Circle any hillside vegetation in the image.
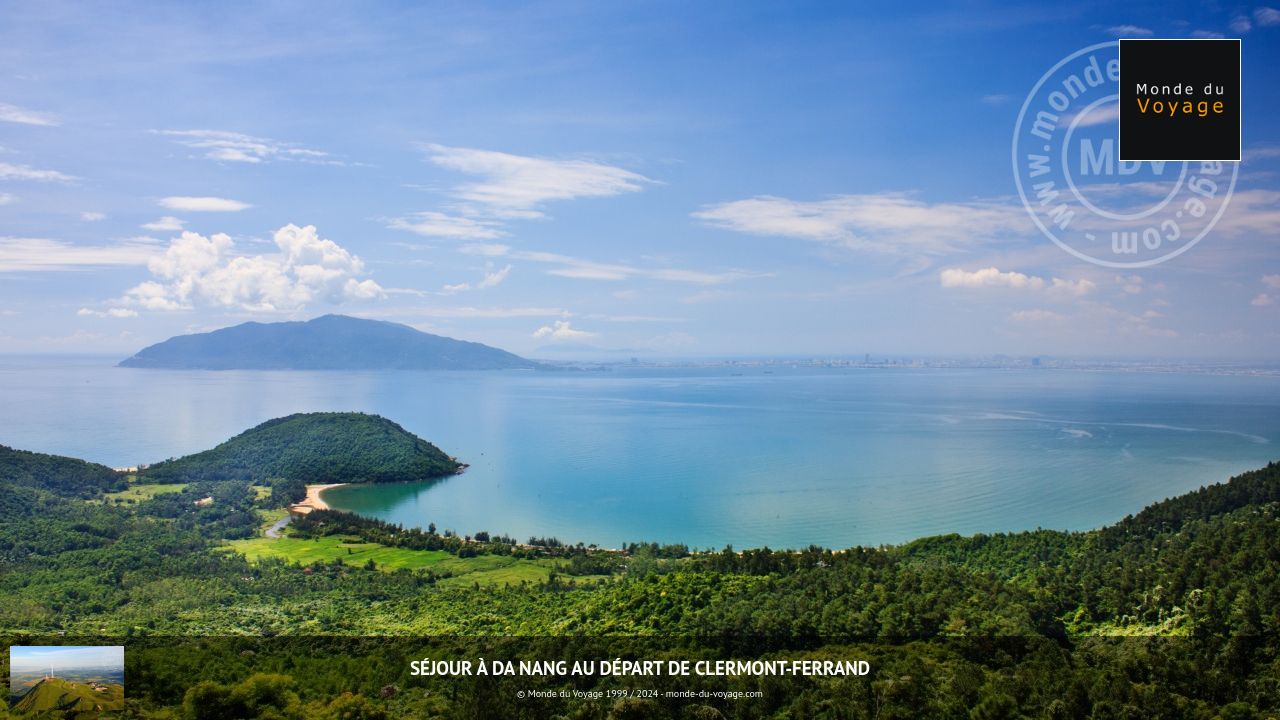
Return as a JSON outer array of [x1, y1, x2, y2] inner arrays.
[[10, 677, 124, 718], [138, 413, 462, 498]]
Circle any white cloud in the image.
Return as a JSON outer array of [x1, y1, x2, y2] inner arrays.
[[77, 307, 138, 318], [1263, 274, 1280, 289], [0, 193, 15, 205], [415, 306, 562, 319], [142, 216, 186, 231], [477, 264, 511, 289], [1105, 24, 1154, 36], [386, 211, 505, 239], [1190, 30, 1225, 38], [1065, 101, 1119, 128], [158, 196, 251, 212], [532, 319, 595, 340], [1010, 309, 1066, 323], [1244, 144, 1280, 161], [115, 224, 383, 312], [1230, 15, 1252, 33], [0, 162, 75, 182], [1251, 293, 1274, 307], [440, 264, 513, 294], [418, 143, 653, 219], [459, 243, 511, 257], [156, 129, 336, 164], [694, 192, 1023, 254], [940, 267, 1095, 295], [1254, 7, 1280, 26], [0, 237, 160, 271], [80, 212, 106, 222], [981, 94, 1010, 106], [512, 250, 765, 285], [0, 103, 59, 126]]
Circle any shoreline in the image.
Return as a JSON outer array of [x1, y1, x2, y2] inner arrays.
[[288, 483, 348, 515]]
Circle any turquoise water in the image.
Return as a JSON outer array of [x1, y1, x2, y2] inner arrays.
[[1, 355, 1277, 549]]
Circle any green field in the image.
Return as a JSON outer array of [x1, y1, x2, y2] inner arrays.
[[99, 481, 187, 504], [224, 534, 574, 586]]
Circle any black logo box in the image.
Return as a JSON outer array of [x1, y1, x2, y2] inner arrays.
[[1119, 38, 1241, 162]]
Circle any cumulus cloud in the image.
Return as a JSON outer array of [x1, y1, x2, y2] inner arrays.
[[940, 267, 1095, 295], [158, 196, 251, 212], [0, 237, 160, 271], [115, 224, 383, 312], [156, 129, 337, 164], [1251, 293, 1274, 307], [0, 103, 59, 126], [142, 216, 186, 232], [0, 162, 75, 182], [533, 320, 595, 340], [694, 192, 1024, 255]]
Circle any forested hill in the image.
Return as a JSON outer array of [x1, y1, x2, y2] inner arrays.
[[139, 412, 462, 486], [0, 444, 123, 498], [117, 314, 543, 370]]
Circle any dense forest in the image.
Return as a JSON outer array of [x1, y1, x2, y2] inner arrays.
[[138, 412, 462, 499], [0, 420, 1277, 719]]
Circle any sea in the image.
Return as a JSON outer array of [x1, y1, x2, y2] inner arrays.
[[1, 354, 1277, 550]]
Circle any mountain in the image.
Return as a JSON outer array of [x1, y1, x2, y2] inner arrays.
[[139, 412, 462, 485], [11, 677, 124, 718], [118, 314, 542, 370]]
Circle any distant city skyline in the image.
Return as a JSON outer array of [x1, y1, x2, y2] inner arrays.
[[1, 1, 1278, 359]]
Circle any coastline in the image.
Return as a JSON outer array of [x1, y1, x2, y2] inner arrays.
[[288, 483, 348, 515]]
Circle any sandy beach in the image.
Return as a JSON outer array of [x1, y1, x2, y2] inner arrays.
[[288, 483, 347, 515]]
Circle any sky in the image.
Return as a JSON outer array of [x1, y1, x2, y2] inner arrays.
[[10, 645, 123, 673], [0, 1, 1277, 360]]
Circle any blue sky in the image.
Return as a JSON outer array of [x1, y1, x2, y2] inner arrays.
[[10, 645, 123, 673], [1, 1, 1278, 359]]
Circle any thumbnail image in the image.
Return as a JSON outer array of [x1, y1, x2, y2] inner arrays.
[[8, 647, 124, 719]]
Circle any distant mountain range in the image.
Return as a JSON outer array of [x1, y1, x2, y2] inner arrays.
[[118, 314, 542, 370]]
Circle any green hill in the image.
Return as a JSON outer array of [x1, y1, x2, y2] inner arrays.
[[11, 677, 123, 718], [138, 412, 462, 486], [0, 445, 123, 499]]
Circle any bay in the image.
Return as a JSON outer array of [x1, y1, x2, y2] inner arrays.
[[1, 354, 1276, 549]]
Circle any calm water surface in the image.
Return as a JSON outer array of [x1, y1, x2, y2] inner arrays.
[[1, 355, 1277, 549]]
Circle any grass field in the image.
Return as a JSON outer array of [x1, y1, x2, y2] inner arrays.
[[223, 534, 576, 586], [99, 482, 187, 504]]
